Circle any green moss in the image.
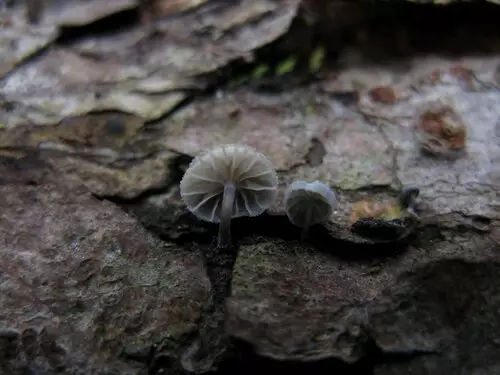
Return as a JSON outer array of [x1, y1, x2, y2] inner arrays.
[[379, 204, 404, 220], [308, 45, 325, 74], [251, 64, 270, 79], [275, 55, 297, 76]]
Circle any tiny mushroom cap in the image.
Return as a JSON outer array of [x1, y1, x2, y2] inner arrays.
[[399, 185, 421, 219], [399, 186, 420, 209], [180, 144, 279, 247], [284, 180, 337, 239]]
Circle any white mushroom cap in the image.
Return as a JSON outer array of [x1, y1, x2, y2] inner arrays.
[[180, 144, 279, 223], [284, 180, 337, 227]]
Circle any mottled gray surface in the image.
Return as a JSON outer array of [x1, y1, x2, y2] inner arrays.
[[0, 180, 211, 374], [0, 0, 299, 126], [227, 233, 500, 371]]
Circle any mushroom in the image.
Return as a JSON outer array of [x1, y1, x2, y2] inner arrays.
[[399, 185, 420, 210], [284, 180, 337, 240], [180, 144, 279, 248]]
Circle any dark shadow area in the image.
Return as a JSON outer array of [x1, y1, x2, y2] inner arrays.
[[208, 337, 378, 375], [154, 211, 413, 261], [356, 1, 500, 57], [123, 199, 413, 261], [0, 154, 48, 186], [212, 0, 500, 91], [236, 214, 412, 259], [56, 8, 140, 45], [311, 0, 500, 62]]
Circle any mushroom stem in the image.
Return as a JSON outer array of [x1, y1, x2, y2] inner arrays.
[[218, 181, 236, 248]]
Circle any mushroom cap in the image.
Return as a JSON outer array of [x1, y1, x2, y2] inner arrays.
[[284, 180, 337, 227], [399, 186, 420, 209], [180, 144, 279, 223]]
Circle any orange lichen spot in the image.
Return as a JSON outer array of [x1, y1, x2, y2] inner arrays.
[[350, 200, 381, 224], [415, 102, 467, 157], [369, 86, 397, 104], [349, 198, 405, 225]]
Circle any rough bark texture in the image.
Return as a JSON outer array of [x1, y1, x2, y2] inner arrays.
[[0, 0, 500, 374], [0, 169, 211, 374]]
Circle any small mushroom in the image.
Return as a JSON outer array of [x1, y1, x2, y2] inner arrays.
[[284, 180, 337, 240], [399, 186, 420, 216], [180, 144, 278, 248]]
